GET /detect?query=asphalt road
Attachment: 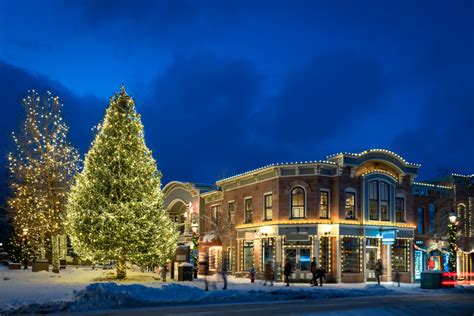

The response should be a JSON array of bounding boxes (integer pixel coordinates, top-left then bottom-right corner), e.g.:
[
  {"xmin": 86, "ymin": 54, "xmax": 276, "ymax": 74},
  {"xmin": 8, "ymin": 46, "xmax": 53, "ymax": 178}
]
[{"xmin": 89, "ymin": 293, "xmax": 474, "ymax": 315}]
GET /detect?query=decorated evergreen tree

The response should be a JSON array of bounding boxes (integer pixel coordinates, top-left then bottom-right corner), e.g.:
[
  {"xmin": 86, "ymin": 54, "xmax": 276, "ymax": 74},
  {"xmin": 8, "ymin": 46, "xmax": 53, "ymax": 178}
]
[
  {"xmin": 66, "ymin": 87, "xmax": 178, "ymax": 279},
  {"xmin": 8, "ymin": 90, "xmax": 80, "ymax": 272},
  {"xmin": 447, "ymin": 221, "xmax": 457, "ymax": 272}
]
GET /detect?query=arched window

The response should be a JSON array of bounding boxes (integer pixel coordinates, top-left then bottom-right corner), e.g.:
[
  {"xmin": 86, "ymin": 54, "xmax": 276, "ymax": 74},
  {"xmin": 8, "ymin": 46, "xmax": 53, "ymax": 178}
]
[
  {"xmin": 417, "ymin": 207, "xmax": 424, "ymax": 235},
  {"xmin": 291, "ymin": 187, "xmax": 305, "ymax": 219},
  {"xmin": 380, "ymin": 181, "xmax": 390, "ymax": 221}
]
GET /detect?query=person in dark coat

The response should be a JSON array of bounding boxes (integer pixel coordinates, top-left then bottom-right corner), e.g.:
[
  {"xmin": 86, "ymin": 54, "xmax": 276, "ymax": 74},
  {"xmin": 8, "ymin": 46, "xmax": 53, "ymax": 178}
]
[
  {"xmin": 375, "ymin": 259, "xmax": 383, "ymax": 285},
  {"xmin": 284, "ymin": 258, "xmax": 292, "ymax": 287},
  {"xmin": 316, "ymin": 266, "xmax": 326, "ymax": 286},
  {"xmin": 393, "ymin": 269, "xmax": 401, "ymax": 287},
  {"xmin": 310, "ymin": 257, "xmax": 317, "ymax": 286},
  {"xmin": 220, "ymin": 256, "xmax": 228, "ymax": 290}
]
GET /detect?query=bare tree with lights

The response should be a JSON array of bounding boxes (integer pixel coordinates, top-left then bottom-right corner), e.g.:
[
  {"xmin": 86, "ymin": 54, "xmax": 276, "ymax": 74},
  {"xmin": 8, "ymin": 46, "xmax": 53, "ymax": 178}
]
[
  {"xmin": 66, "ymin": 87, "xmax": 178, "ymax": 279},
  {"xmin": 8, "ymin": 90, "xmax": 80, "ymax": 272}
]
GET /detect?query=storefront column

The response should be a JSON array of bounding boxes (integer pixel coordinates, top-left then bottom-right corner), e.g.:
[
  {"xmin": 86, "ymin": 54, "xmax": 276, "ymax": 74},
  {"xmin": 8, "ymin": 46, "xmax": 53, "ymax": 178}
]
[
  {"xmin": 362, "ymin": 237, "xmax": 367, "ymax": 282},
  {"xmin": 313, "ymin": 235, "xmax": 319, "ymax": 263},
  {"xmin": 336, "ymin": 236, "xmax": 342, "ymax": 283},
  {"xmin": 386, "ymin": 244, "xmax": 392, "ymax": 282},
  {"xmin": 276, "ymin": 236, "xmax": 282, "ymax": 281}
]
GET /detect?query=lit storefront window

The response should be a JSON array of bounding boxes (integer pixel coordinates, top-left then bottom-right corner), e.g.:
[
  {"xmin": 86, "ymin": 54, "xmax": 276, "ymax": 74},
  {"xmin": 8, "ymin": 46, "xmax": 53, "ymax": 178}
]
[
  {"xmin": 392, "ymin": 239, "xmax": 409, "ymax": 272},
  {"xmin": 319, "ymin": 236, "xmax": 330, "ymax": 271},
  {"xmin": 342, "ymin": 237, "xmax": 360, "ymax": 273},
  {"xmin": 209, "ymin": 246, "xmax": 222, "ymax": 271},
  {"xmin": 242, "ymin": 241, "xmax": 254, "ymax": 271}
]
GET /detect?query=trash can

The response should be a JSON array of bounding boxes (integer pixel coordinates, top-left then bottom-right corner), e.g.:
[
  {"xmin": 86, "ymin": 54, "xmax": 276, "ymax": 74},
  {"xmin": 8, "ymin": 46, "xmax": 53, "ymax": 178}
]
[
  {"xmin": 178, "ymin": 262, "xmax": 193, "ymax": 281},
  {"xmin": 420, "ymin": 271, "xmax": 442, "ymax": 289},
  {"xmin": 32, "ymin": 259, "xmax": 49, "ymax": 272}
]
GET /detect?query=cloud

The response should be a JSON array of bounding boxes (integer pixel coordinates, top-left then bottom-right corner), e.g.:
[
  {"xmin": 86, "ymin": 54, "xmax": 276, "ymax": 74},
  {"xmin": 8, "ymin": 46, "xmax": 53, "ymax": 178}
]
[
  {"xmin": 139, "ymin": 52, "xmax": 267, "ymax": 183},
  {"xmin": 0, "ymin": 61, "xmax": 104, "ymax": 162}
]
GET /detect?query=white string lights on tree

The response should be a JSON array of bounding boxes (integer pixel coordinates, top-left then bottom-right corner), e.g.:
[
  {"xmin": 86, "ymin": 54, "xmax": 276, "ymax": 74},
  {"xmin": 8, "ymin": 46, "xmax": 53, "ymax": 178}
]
[{"xmin": 8, "ymin": 90, "xmax": 80, "ymax": 272}]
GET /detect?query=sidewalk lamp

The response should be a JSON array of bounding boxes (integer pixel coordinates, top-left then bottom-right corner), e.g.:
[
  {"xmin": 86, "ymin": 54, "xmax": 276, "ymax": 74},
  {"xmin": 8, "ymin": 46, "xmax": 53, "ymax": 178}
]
[
  {"xmin": 447, "ymin": 210, "xmax": 457, "ymax": 273},
  {"xmin": 449, "ymin": 211, "xmax": 457, "ymax": 224},
  {"xmin": 22, "ymin": 228, "xmax": 29, "ymax": 270}
]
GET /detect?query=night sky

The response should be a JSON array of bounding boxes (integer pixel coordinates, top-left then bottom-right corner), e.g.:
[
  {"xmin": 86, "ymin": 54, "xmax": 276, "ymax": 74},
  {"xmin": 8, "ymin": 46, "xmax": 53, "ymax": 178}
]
[{"xmin": 0, "ymin": 0, "xmax": 473, "ymax": 185}]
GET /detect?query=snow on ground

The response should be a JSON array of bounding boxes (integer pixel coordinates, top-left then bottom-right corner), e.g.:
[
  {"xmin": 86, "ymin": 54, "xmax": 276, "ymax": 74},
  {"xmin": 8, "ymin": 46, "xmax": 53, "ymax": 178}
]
[{"xmin": 1, "ymin": 264, "xmax": 472, "ymax": 314}]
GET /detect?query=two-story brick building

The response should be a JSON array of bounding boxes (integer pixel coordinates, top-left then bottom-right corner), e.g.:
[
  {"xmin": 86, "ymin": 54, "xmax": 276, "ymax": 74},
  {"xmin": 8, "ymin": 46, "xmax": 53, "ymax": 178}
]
[{"xmin": 163, "ymin": 149, "xmax": 473, "ymax": 283}]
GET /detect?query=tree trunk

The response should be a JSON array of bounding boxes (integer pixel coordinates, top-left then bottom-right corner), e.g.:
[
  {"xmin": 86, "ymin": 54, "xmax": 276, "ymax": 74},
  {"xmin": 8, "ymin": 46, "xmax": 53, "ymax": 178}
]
[
  {"xmin": 116, "ymin": 257, "xmax": 127, "ymax": 279},
  {"xmin": 51, "ymin": 233, "xmax": 60, "ymax": 273}
]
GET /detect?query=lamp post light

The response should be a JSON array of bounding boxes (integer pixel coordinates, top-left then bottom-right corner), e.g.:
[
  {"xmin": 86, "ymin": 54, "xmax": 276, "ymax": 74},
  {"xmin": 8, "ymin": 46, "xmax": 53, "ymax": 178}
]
[
  {"xmin": 447, "ymin": 210, "xmax": 457, "ymax": 273},
  {"xmin": 22, "ymin": 228, "xmax": 29, "ymax": 270}
]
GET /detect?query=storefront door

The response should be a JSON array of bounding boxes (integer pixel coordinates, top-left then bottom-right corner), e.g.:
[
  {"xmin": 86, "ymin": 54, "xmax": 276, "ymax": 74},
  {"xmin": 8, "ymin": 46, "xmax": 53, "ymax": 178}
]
[
  {"xmin": 285, "ymin": 248, "xmax": 311, "ymax": 280},
  {"xmin": 365, "ymin": 246, "xmax": 378, "ymax": 281}
]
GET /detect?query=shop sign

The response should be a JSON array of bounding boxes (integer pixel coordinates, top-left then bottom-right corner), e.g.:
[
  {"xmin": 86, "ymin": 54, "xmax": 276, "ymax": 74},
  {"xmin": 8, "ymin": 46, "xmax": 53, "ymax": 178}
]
[
  {"xmin": 414, "ymin": 250, "xmax": 423, "ymax": 280},
  {"xmin": 381, "ymin": 231, "xmax": 395, "ymax": 245}
]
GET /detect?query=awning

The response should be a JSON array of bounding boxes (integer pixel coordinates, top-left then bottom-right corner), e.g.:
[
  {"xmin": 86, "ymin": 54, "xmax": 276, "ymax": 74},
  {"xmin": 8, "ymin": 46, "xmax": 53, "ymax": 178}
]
[{"xmin": 200, "ymin": 231, "xmax": 222, "ymax": 247}]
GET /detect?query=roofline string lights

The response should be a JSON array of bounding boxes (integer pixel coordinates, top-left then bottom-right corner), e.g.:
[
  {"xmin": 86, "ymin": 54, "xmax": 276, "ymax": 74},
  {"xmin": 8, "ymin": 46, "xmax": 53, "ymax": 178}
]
[{"xmin": 326, "ymin": 149, "xmax": 422, "ymax": 168}]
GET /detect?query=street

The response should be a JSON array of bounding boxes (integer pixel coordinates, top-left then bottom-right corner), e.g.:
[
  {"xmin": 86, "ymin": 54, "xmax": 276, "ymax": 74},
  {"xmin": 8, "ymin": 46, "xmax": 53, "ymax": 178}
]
[{"xmin": 89, "ymin": 293, "xmax": 474, "ymax": 315}]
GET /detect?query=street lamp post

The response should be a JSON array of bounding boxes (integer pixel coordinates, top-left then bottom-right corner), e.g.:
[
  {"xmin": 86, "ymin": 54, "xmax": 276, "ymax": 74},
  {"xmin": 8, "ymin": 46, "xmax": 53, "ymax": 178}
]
[
  {"xmin": 22, "ymin": 228, "xmax": 29, "ymax": 270},
  {"xmin": 448, "ymin": 210, "xmax": 457, "ymax": 273}
]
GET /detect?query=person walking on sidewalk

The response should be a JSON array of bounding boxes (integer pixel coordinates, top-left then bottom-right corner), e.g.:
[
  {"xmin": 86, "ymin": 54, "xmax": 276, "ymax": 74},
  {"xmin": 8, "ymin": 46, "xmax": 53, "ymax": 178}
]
[
  {"xmin": 316, "ymin": 266, "xmax": 326, "ymax": 286},
  {"xmin": 375, "ymin": 259, "xmax": 383, "ymax": 285},
  {"xmin": 284, "ymin": 258, "xmax": 292, "ymax": 287},
  {"xmin": 310, "ymin": 257, "xmax": 317, "ymax": 286},
  {"xmin": 263, "ymin": 260, "xmax": 274, "ymax": 286}
]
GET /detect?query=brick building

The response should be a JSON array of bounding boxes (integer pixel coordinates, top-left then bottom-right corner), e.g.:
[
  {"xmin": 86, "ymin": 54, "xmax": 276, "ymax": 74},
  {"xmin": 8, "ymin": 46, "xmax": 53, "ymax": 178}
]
[{"xmin": 163, "ymin": 149, "xmax": 473, "ymax": 283}]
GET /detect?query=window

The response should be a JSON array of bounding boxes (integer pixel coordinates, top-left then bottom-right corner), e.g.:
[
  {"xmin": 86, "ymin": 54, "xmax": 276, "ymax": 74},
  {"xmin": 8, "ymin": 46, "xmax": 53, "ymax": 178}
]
[
  {"xmin": 242, "ymin": 241, "xmax": 254, "ymax": 271},
  {"xmin": 264, "ymin": 194, "xmax": 272, "ymax": 221},
  {"xmin": 417, "ymin": 207, "xmax": 424, "ymax": 234},
  {"xmin": 429, "ymin": 203, "xmax": 436, "ymax": 234},
  {"xmin": 228, "ymin": 202, "xmax": 235, "ymax": 225},
  {"xmin": 291, "ymin": 187, "xmax": 305, "ymax": 219},
  {"xmin": 369, "ymin": 180, "xmax": 379, "ymax": 220},
  {"xmin": 392, "ymin": 239, "xmax": 409, "ymax": 272},
  {"xmin": 211, "ymin": 205, "xmax": 221, "ymax": 225},
  {"xmin": 342, "ymin": 237, "xmax": 361, "ymax": 273},
  {"xmin": 380, "ymin": 182, "xmax": 390, "ymax": 221},
  {"xmin": 319, "ymin": 236, "xmax": 330, "ymax": 272},
  {"xmin": 395, "ymin": 197, "xmax": 405, "ymax": 222},
  {"xmin": 262, "ymin": 238, "xmax": 275, "ymax": 267},
  {"xmin": 209, "ymin": 246, "xmax": 222, "ymax": 271},
  {"xmin": 320, "ymin": 190, "xmax": 329, "ymax": 219},
  {"xmin": 245, "ymin": 198, "xmax": 253, "ymax": 224},
  {"xmin": 345, "ymin": 192, "xmax": 356, "ymax": 219}
]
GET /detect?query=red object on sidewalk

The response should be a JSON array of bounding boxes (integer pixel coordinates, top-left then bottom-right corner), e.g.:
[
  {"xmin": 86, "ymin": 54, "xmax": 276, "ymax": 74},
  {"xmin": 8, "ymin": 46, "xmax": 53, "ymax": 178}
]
[{"xmin": 441, "ymin": 272, "xmax": 456, "ymax": 288}]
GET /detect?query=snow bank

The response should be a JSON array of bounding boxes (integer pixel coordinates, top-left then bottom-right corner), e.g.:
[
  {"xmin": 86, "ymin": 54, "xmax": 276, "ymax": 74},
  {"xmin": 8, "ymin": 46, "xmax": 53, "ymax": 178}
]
[{"xmin": 2, "ymin": 282, "xmax": 400, "ymax": 314}]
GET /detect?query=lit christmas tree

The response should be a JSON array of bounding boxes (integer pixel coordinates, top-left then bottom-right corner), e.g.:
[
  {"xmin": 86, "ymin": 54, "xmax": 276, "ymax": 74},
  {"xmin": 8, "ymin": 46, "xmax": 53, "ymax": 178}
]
[
  {"xmin": 447, "ymin": 221, "xmax": 457, "ymax": 273},
  {"xmin": 66, "ymin": 86, "xmax": 178, "ymax": 279},
  {"xmin": 8, "ymin": 90, "xmax": 80, "ymax": 272}
]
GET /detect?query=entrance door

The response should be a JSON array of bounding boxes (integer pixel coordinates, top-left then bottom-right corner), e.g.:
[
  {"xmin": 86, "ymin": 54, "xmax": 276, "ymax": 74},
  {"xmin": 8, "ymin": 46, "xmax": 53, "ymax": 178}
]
[
  {"xmin": 365, "ymin": 247, "xmax": 378, "ymax": 281},
  {"xmin": 285, "ymin": 248, "xmax": 311, "ymax": 280}
]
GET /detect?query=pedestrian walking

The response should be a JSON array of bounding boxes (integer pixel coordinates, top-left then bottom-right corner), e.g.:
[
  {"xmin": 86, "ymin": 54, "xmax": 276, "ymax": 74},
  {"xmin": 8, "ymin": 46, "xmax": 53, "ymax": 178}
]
[
  {"xmin": 393, "ymin": 269, "xmax": 401, "ymax": 287},
  {"xmin": 375, "ymin": 259, "xmax": 383, "ymax": 285},
  {"xmin": 316, "ymin": 266, "xmax": 326, "ymax": 286},
  {"xmin": 263, "ymin": 261, "xmax": 274, "ymax": 286},
  {"xmin": 310, "ymin": 257, "xmax": 317, "ymax": 286},
  {"xmin": 249, "ymin": 266, "xmax": 256, "ymax": 283},
  {"xmin": 220, "ymin": 256, "xmax": 228, "ymax": 290},
  {"xmin": 160, "ymin": 264, "xmax": 167, "ymax": 282},
  {"xmin": 284, "ymin": 258, "xmax": 292, "ymax": 287}
]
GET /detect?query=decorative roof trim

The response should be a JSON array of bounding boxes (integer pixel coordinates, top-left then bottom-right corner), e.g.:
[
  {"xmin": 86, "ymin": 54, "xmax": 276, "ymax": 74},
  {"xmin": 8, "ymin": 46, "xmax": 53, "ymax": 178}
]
[
  {"xmin": 327, "ymin": 149, "xmax": 421, "ymax": 167},
  {"xmin": 412, "ymin": 181, "xmax": 452, "ymax": 190},
  {"xmin": 451, "ymin": 173, "xmax": 474, "ymax": 178},
  {"xmin": 216, "ymin": 160, "xmax": 337, "ymax": 184}
]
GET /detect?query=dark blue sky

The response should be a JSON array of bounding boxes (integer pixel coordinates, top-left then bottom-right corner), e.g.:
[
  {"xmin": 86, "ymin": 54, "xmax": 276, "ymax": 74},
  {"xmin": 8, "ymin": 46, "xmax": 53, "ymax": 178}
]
[{"xmin": 0, "ymin": 0, "xmax": 473, "ymax": 184}]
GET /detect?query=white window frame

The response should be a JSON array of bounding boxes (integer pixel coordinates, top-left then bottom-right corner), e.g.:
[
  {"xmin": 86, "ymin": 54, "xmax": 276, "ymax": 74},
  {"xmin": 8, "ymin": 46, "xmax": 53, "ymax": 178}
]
[
  {"xmin": 320, "ymin": 189, "xmax": 331, "ymax": 219},
  {"xmin": 263, "ymin": 192, "xmax": 273, "ymax": 221},
  {"xmin": 345, "ymin": 188, "xmax": 357, "ymax": 219},
  {"xmin": 290, "ymin": 186, "xmax": 306, "ymax": 219}
]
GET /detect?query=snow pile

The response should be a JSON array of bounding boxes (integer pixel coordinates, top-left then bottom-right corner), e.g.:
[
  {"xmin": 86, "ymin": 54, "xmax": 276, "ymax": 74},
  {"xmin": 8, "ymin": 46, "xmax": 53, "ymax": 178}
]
[{"xmin": 1, "ymin": 282, "xmax": 399, "ymax": 314}]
